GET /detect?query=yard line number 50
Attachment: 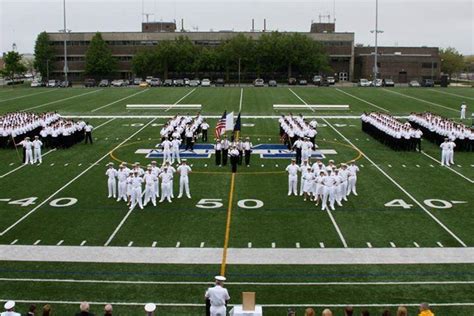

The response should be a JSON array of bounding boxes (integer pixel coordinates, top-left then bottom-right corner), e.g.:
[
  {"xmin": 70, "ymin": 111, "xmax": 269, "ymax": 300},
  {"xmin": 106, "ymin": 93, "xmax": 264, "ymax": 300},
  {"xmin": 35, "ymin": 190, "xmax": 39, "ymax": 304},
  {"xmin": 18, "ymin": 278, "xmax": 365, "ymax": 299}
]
[
  {"xmin": 384, "ymin": 199, "xmax": 458, "ymax": 209},
  {"xmin": 196, "ymin": 198, "xmax": 264, "ymax": 209}
]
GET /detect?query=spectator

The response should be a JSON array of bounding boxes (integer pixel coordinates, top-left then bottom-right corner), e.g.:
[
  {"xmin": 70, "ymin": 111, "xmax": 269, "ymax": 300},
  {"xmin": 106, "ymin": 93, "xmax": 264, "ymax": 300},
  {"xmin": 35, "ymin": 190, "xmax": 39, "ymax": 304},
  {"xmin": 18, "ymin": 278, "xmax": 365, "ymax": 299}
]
[
  {"xmin": 103, "ymin": 305, "xmax": 112, "ymax": 316},
  {"xmin": 144, "ymin": 303, "xmax": 156, "ymax": 316},
  {"xmin": 25, "ymin": 304, "xmax": 36, "ymax": 316},
  {"xmin": 322, "ymin": 309, "xmax": 333, "ymax": 316},
  {"xmin": 418, "ymin": 303, "xmax": 434, "ymax": 316},
  {"xmin": 361, "ymin": 310, "xmax": 370, "ymax": 316},
  {"xmin": 345, "ymin": 306, "xmax": 354, "ymax": 316},
  {"xmin": 42, "ymin": 305, "xmax": 51, "ymax": 316},
  {"xmin": 3, "ymin": 301, "xmax": 20, "ymax": 316},
  {"xmin": 75, "ymin": 302, "xmax": 95, "ymax": 316},
  {"xmin": 304, "ymin": 308, "xmax": 315, "ymax": 316},
  {"xmin": 382, "ymin": 310, "xmax": 391, "ymax": 316},
  {"xmin": 396, "ymin": 306, "xmax": 408, "ymax": 316}
]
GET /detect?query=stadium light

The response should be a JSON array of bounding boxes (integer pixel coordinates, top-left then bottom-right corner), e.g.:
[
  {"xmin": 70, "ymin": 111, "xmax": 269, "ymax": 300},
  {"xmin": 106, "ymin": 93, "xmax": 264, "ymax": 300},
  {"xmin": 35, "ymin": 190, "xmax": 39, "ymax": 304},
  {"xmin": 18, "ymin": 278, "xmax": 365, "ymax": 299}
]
[
  {"xmin": 63, "ymin": 0, "xmax": 68, "ymax": 82},
  {"xmin": 371, "ymin": 0, "xmax": 384, "ymax": 84}
]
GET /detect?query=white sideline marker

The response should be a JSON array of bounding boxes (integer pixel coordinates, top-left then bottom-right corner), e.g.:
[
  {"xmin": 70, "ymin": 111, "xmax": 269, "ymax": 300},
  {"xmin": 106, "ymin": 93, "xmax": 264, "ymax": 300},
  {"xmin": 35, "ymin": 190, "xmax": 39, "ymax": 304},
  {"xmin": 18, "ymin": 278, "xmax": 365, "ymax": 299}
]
[
  {"xmin": 416, "ymin": 164, "xmax": 420, "ymax": 168},
  {"xmin": 273, "ymin": 104, "xmax": 349, "ymax": 110},
  {"xmin": 390, "ymin": 242, "xmax": 396, "ymax": 248},
  {"xmin": 388, "ymin": 164, "xmax": 392, "ymax": 168},
  {"xmin": 10, "ymin": 239, "xmax": 18, "ymax": 245},
  {"xmin": 248, "ymin": 242, "xmax": 252, "ymax": 248},
  {"xmin": 413, "ymin": 242, "xmax": 420, "ymax": 248},
  {"xmin": 271, "ymin": 242, "xmax": 276, "ymax": 248},
  {"xmin": 152, "ymin": 241, "xmax": 157, "ymax": 248},
  {"xmin": 296, "ymin": 242, "xmax": 301, "ymax": 248},
  {"xmin": 319, "ymin": 242, "xmax": 325, "ymax": 248},
  {"xmin": 437, "ymin": 242, "xmax": 444, "ymax": 248},
  {"xmin": 33, "ymin": 240, "xmax": 41, "ymax": 245},
  {"xmin": 78, "ymin": 163, "xmax": 82, "ymax": 166},
  {"xmin": 128, "ymin": 241, "xmax": 134, "ymax": 247},
  {"xmin": 80, "ymin": 240, "xmax": 87, "ymax": 246},
  {"xmin": 366, "ymin": 242, "xmax": 373, "ymax": 248},
  {"xmin": 56, "ymin": 240, "xmax": 64, "ymax": 246},
  {"xmin": 9, "ymin": 163, "xmax": 14, "ymax": 166},
  {"xmin": 457, "ymin": 164, "xmax": 462, "ymax": 168},
  {"xmin": 402, "ymin": 164, "xmax": 406, "ymax": 168},
  {"xmin": 127, "ymin": 104, "xmax": 201, "ymax": 110},
  {"xmin": 176, "ymin": 242, "xmax": 181, "ymax": 248},
  {"xmin": 200, "ymin": 242, "xmax": 205, "ymax": 248}
]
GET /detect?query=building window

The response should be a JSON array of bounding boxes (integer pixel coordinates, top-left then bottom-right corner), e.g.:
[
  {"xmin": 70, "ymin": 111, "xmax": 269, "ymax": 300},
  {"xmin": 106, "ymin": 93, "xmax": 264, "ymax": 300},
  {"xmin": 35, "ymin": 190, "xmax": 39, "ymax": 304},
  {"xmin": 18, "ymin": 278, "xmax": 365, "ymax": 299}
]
[{"xmin": 422, "ymin": 62, "xmax": 437, "ymax": 68}]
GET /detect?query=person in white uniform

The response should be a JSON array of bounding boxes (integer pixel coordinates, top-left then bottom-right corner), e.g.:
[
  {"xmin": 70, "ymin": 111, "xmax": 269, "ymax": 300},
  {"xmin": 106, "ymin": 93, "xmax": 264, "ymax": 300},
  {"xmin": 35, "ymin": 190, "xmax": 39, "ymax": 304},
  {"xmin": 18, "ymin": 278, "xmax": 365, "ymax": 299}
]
[
  {"xmin": 285, "ymin": 159, "xmax": 299, "ymax": 196},
  {"xmin": 347, "ymin": 161, "xmax": 359, "ymax": 196},
  {"xmin": 1, "ymin": 300, "xmax": 21, "ymax": 316},
  {"xmin": 460, "ymin": 102, "xmax": 467, "ymax": 120},
  {"xmin": 440, "ymin": 138, "xmax": 451, "ymax": 166},
  {"xmin": 177, "ymin": 160, "xmax": 192, "ymax": 199},
  {"xmin": 333, "ymin": 169, "xmax": 343, "ymax": 207},
  {"xmin": 164, "ymin": 161, "xmax": 176, "ymax": 198},
  {"xmin": 129, "ymin": 171, "xmax": 144, "ymax": 210},
  {"xmin": 160, "ymin": 137, "xmax": 172, "ymax": 164},
  {"xmin": 302, "ymin": 166, "xmax": 315, "ymax": 201},
  {"xmin": 143, "ymin": 166, "xmax": 158, "ymax": 207},
  {"xmin": 159, "ymin": 166, "xmax": 173, "ymax": 203},
  {"xmin": 32, "ymin": 135, "xmax": 43, "ymax": 164},
  {"xmin": 321, "ymin": 169, "xmax": 336, "ymax": 211},
  {"xmin": 116, "ymin": 164, "xmax": 128, "ymax": 202},
  {"xmin": 205, "ymin": 276, "xmax": 230, "ymax": 316},
  {"xmin": 299, "ymin": 160, "xmax": 311, "ymax": 196},
  {"xmin": 150, "ymin": 161, "xmax": 161, "ymax": 198},
  {"xmin": 171, "ymin": 137, "xmax": 182, "ymax": 164},
  {"xmin": 314, "ymin": 171, "xmax": 326, "ymax": 206},
  {"xmin": 105, "ymin": 163, "xmax": 117, "ymax": 199},
  {"xmin": 19, "ymin": 137, "xmax": 33, "ymax": 165},
  {"xmin": 448, "ymin": 139, "xmax": 456, "ymax": 165}
]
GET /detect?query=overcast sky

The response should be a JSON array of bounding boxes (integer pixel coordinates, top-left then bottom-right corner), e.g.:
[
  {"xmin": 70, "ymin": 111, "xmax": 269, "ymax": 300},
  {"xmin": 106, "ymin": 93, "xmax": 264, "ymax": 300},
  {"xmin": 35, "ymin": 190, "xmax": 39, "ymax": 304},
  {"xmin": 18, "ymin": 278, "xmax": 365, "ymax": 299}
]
[{"xmin": 1, "ymin": 0, "xmax": 473, "ymax": 55}]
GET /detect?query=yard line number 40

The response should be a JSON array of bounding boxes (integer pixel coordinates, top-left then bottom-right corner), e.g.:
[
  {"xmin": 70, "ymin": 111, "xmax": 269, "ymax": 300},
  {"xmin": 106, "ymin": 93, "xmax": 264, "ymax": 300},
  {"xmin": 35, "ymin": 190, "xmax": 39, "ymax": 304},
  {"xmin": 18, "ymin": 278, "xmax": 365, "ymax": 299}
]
[
  {"xmin": 384, "ymin": 199, "xmax": 465, "ymax": 209},
  {"xmin": 5, "ymin": 197, "xmax": 78, "ymax": 208}
]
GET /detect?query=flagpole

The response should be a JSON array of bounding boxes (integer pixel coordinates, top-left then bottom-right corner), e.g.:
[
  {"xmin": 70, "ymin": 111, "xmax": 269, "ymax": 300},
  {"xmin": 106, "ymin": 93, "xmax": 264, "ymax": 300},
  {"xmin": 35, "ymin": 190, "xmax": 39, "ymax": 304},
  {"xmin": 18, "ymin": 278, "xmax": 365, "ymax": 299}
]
[{"xmin": 11, "ymin": 135, "xmax": 22, "ymax": 162}]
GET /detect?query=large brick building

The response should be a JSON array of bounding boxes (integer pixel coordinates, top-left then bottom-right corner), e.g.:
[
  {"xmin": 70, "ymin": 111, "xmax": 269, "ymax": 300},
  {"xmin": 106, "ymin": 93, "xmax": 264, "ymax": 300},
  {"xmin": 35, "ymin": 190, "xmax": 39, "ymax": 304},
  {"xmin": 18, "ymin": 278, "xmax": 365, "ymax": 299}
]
[{"xmin": 46, "ymin": 21, "xmax": 439, "ymax": 83}]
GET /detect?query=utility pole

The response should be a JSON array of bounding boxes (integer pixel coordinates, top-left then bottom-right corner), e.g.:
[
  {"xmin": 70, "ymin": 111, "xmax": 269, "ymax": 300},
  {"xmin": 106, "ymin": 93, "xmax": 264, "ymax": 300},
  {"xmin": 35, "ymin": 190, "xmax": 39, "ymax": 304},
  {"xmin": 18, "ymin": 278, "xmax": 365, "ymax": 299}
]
[
  {"xmin": 238, "ymin": 58, "xmax": 241, "ymax": 87},
  {"xmin": 371, "ymin": 0, "xmax": 383, "ymax": 84},
  {"xmin": 63, "ymin": 0, "xmax": 68, "ymax": 82}
]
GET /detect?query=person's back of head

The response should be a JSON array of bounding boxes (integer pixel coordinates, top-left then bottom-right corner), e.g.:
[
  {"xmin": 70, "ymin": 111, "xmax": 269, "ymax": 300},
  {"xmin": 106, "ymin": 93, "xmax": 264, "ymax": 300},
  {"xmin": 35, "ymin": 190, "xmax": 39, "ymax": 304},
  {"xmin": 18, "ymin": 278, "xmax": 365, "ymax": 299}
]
[
  {"xmin": 322, "ymin": 308, "xmax": 333, "ymax": 316},
  {"xmin": 396, "ymin": 306, "xmax": 407, "ymax": 316},
  {"xmin": 361, "ymin": 310, "xmax": 370, "ymax": 316},
  {"xmin": 104, "ymin": 303, "xmax": 113, "ymax": 316},
  {"xmin": 304, "ymin": 307, "xmax": 315, "ymax": 316},
  {"xmin": 345, "ymin": 306, "xmax": 354, "ymax": 316},
  {"xmin": 42, "ymin": 304, "xmax": 51, "ymax": 316},
  {"xmin": 80, "ymin": 302, "xmax": 90, "ymax": 313},
  {"xmin": 382, "ymin": 309, "xmax": 391, "ymax": 316}
]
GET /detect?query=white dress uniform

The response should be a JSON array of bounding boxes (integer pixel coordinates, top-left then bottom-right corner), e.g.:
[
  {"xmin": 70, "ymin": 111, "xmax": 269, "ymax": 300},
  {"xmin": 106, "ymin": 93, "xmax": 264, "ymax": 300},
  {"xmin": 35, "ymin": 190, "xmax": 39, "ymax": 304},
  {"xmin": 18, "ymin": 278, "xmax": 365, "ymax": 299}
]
[
  {"xmin": 171, "ymin": 138, "xmax": 182, "ymax": 164},
  {"xmin": 143, "ymin": 171, "xmax": 158, "ymax": 207},
  {"xmin": 20, "ymin": 139, "xmax": 34, "ymax": 164},
  {"xmin": 32, "ymin": 139, "xmax": 43, "ymax": 164},
  {"xmin": 460, "ymin": 103, "xmax": 467, "ymax": 119},
  {"xmin": 285, "ymin": 162, "xmax": 299, "ymax": 196},
  {"xmin": 448, "ymin": 140, "xmax": 456, "ymax": 164},
  {"xmin": 299, "ymin": 162, "xmax": 311, "ymax": 195},
  {"xmin": 159, "ymin": 171, "xmax": 173, "ymax": 203},
  {"xmin": 126, "ymin": 173, "xmax": 133, "ymax": 200},
  {"xmin": 116, "ymin": 167, "xmax": 128, "ymax": 202},
  {"xmin": 321, "ymin": 173, "xmax": 336, "ymax": 211},
  {"xmin": 440, "ymin": 141, "xmax": 451, "ymax": 166},
  {"xmin": 167, "ymin": 165, "xmax": 176, "ymax": 198},
  {"xmin": 105, "ymin": 166, "xmax": 118, "ymax": 198},
  {"xmin": 151, "ymin": 165, "xmax": 161, "ymax": 198},
  {"xmin": 161, "ymin": 139, "xmax": 172, "ymax": 163},
  {"xmin": 302, "ymin": 172, "xmax": 315, "ymax": 195},
  {"xmin": 314, "ymin": 174, "xmax": 325, "ymax": 198},
  {"xmin": 334, "ymin": 172, "xmax": 343, "ymax": 206},
  {"xmin": 205, "ymin": 285, "xmax": 230, "ymax": 316},
  {"xmin": 347, "ymin": 164, "xmax": 359, "ymax": 196},
  {"xmin": 177, "ymin": 163, "xmax": 192, "ymax": 199},
  {"xmin": 339, "ymin": 168, "xmax": 349, "ymax": 201},
  {"xmin": 129, "ymin": 174, "xmax": 144, "ymax": 210}
]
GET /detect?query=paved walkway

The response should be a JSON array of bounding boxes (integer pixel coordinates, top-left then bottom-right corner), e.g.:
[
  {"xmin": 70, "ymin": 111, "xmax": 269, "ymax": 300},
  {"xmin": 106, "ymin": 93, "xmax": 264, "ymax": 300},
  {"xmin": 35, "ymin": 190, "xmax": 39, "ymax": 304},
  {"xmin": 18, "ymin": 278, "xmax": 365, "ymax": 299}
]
[{"xmin": 1, "ymin": 246, "xmax": 473, "ymax": 265}]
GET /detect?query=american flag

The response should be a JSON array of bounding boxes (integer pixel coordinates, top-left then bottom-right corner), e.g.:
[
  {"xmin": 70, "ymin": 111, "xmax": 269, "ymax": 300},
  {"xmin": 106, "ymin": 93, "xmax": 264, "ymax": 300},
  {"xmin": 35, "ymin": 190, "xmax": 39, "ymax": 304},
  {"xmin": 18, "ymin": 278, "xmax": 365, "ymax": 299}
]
[{"xmin": 214, "ymin": 110, "xmax": 227, "ymax": 139}]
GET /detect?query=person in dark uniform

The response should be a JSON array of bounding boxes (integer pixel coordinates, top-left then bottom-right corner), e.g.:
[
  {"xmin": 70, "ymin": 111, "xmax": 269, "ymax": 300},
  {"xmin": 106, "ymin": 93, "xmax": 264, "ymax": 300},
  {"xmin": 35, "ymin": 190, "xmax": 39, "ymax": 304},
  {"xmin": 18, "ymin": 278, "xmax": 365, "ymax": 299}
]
[
  {"xmin": 229, "ymin": 146, "xmax": 239, "ymax": 173},
  {"xmin": 221, "ymin": 136, "xmax": 230, "ymax": 166},
  {"xmin": 84, "ymin": 122, "xmax": 94, "ymax": 144},
  {"xmin": 215, "ymin": 138, "xmax": 222, "ymax": 166}
]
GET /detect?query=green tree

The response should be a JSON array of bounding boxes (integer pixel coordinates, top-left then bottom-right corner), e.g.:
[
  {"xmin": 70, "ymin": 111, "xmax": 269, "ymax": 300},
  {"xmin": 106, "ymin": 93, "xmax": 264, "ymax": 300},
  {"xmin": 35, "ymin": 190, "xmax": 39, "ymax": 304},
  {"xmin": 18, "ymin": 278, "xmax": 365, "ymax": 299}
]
[
  {"xmin": 220, "ymin": 34, "xmax": 256, "ymax": 80},
  {"xmin": 84, "ymin": 32, "xmax": 117, "ymax": 79},
  {"xmin": 1, "ymin": 51, "xmax": 27, "ymax": 81},
  {"xmin": 155, "ymin": 40, "xmax": 177, "ymax": 79},
  {"xmin": 440, "ymin": 47, "xmax": 464, "ymax": 79},
  {"xmin": 132, "ymin": 49, "xmax": 161, "ymax": 78},
  {"xmin": 34, "ymin": 31, "xmax": 54, "ymax": 79},
  {"xmin": 173, "ymin": 36, "xmax": 197, "ymax": 75}
]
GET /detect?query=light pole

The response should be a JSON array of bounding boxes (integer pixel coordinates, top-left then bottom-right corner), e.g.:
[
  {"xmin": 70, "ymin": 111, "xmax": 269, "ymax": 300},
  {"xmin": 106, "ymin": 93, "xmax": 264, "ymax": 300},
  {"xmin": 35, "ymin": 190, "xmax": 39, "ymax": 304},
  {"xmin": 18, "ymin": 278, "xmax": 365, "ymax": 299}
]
[
  {"xmin": 238, "ymin": 57, "xmax": 241, "ymax": 87},
  {"xmin": 46, "ymin": 59, "xmax": 50, "ymax": 82},
  {"xmin": 371, "ymin": 0, "xmax": 383, "ymax": 85},
  {"xmin": 63, "ymin": 0, "xmax": 68, "ymax": 82}
]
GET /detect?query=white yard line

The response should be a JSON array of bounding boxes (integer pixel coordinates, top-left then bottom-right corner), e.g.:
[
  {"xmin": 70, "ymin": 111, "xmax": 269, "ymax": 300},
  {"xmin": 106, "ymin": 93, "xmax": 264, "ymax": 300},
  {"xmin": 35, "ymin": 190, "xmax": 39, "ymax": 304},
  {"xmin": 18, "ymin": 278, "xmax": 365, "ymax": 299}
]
[
  {"xmin": 91, "ymin": 89, "xmax": 149, "ymax": 112},
  {"xmin": 323, "ymin": 118, "xmax": 467, "ymax": 247},
  {"xmin": 421, "ymin": 151, "xmax": 474, "ymax": 184},
  {"xmin": 23, "ymin": 89, "xmax": 103, "ymax": 111},
  {"xmin": 382, "ymin": 88, "xmax": 458, "ymax": 112},
  {"xmin": 0, "ymin": 118, "xmax": 157, "ymax": 236},
  {"xmin": 335, "ymin": 88, "xmax": 389, "ymax": 112},
  {"xmin": 0, "ymin": 149, "xmax": 56, "ymax": 179},
  {"xmin": 165, "ymin": 88, "xmax": 196, "ymax": 112},
  {"xmin": 0, "ymin": 299, "xmax": 472, "ymax": 308},
  {"xmin": 288, "ymin": 88, "xmax": 315, "ymax": 112},
  {"xmin": 63, "ymin": 115, "xmax": 406, "ymax": 119},
  {"xmin": 429, "ymin": 89, "xmax": 474, "ymax": 101},
  {"xmin": 239, "ymin": 88, "xmax": 243, "ymax": 112},
  {"xmin": 94, "ymin": 118, "xmax": 116, "ymax": 130},
  {"xmin": 0, "ymin": 278, "xmax": 473, "ymax": 286},
  {"xmin": 0, "ymin": 89, "xmax": 57, "ymax": 103},
  {"xmin": 0, "ymin": 245, "xmax": 473, "ymax": 264},
  {"xmin": 103, "ymin": 209, "xmax": 134, "ymax": 247}
]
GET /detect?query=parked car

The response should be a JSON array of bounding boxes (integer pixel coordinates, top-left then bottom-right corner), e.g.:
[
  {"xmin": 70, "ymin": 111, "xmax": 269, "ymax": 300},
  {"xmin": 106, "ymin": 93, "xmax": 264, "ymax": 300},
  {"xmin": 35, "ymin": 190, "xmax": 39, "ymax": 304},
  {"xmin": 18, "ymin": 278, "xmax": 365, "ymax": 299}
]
[
  {"xmin": 409, "ymin": 80, "xmax": 421, "ymax": 87},
  {"xmin": 254, "ymin": 78, "xmax": 265, "ymax": 87},
  {"xmin": 201, "ymin": 79, "xmax": 211, "ymax": 87},
  {"xmin": 268, "ymin": 80, "xmax": 277, "ymax": 87},
  {"xmin": 60, "ymin": 80, "xmax": 72, "ymax": 88},
  {"xmin": 47, "ymin": 79, "xmax": 59, "ymax": 88},
  {"xmin": 84, "ymin": 79, "xmax": 96, "ymax": 87},
  {"xmin": 312, "ymin": 75, "xmax": 322, "ymax": 86},
  {"xmin": 215, "ymin": 78, "xmax": 225, "ymax": 87},
  {"xmin": 174, "ymin": 79, "xmax": 184, "ymax": 87},
  {"xmin": 371, "ymin": 78, "xmax": 383, "ymax": 87},
  {"xmin": 111, "ymin": 79, "xmax": 127, "ymax": 87},
  {"xmin": 163, "ymin": 79, "xmax": 173, "ymax": 87},
  {"xmin": 30, "ymin": 80, "xmax": 43, "ymax": 87},
  {"xmin": 382, "ymin": 78, "xmax": 395, "ymax": 87},
  {"xmin": 189, "ymin": 80, "xmax": 199, "ymax": 87},
  {"xmin": 298, "ymin": 79, "xmax": 308, "ymax": 85},
  {"xmin": 145, "ymin": 76, "xmax": 153, "ymax": 84},
  {"xmin": 133, "ymin": 78, "xmax": 142, "ymax": 85},
  {"xmin": 326, "ymin": 76, "xmax": 336, "ymax": 85},
  {"xmin": 358, "ymin": 79, "xmax": 371, "ymax": 87},
  {"xmin": 139, "ymin": 81, "xmax": 149, "ymax": 88},
  {"xmin": 288, "ymin": 77, "xmax": 297, "ymax": 85},
  {"xmin": 184, "ymin": 78, "xmax": 190, "ymax": 86},
  {"xmin": 421, "ymin": 79, "xmax": 434, "ymax": 87},
  {"xmin": 150, "ymin": 78, "xmax": 161, "ymax": 87},
  {"xmin": 98, "ymin": 79, "xmax": 110, "ymax": 87}
]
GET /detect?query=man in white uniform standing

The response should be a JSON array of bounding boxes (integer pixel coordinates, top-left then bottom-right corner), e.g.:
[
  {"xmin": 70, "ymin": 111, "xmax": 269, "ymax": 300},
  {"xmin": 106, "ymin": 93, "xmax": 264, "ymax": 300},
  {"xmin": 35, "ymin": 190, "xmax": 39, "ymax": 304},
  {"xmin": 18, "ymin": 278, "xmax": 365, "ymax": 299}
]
[
  {"xmin": 160, "ymin": 137, "xmax": 172, "ymax": 164},
  {"xmin": 347, "ymin": 161, "xmax": 360, "ymax": 196},
  {"xmin": 1, "ymin": 300, "xmax": 21, "ymax": 316},
  {"xmin": 105, "ymin": 163, "xmax": 117, "ymax": 199},
  {"xmin": 19, "ymin": 137, "xmax": 33, "ymax": 165},
  {"xmin": 129, "ymin": 171, "xmax": 144, "ymax": 210},
  {"xmin": 171, "ymin": 137, "xmax": 182, "ymax": 164},
  {"xmin": 32, "ymin": 136, "xmax": 43, "ymax": 164},
  {"xmin": 440, "ymin": 138, "xmax": 451, "ymax": 166},
  {"xmin": 460, "ymin": 102, "xmax": 467, "ymax": 120},
  {"xmin": 205, "ymin": 276, "xmax": 230, "ymax": 316},
  {"xmin": 116, "ymin": 164, "xmax": 128, "ymax": 202},
  {"xmin": 143, "ymin": 166, "xmax": 158, "ymax": 207},
  {"xmin": 177, "ymin": 160, "xmax": 192, "ymax": 199},
  {"xmin": 286, "ymin": 159, "xmax": 299, "ymax": 196},
  {"xmin": 159, "ymin": 166, "xmax": 173, "ymax": 203},
  {"xmin": 151, "ymin": 161, "xmax": 160, "ymax": 198},
  {"xmin": 448, "ymin": 139, "xmax": 456, "ymax": 165}
]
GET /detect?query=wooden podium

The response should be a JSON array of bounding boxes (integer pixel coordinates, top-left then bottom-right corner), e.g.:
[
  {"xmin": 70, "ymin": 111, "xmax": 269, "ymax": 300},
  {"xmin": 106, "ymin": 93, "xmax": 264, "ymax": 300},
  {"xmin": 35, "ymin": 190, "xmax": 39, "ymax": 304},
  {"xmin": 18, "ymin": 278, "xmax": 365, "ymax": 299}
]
[{"xmin": 242, "ymin": 292, "xmax": 256, "ymax": 311}]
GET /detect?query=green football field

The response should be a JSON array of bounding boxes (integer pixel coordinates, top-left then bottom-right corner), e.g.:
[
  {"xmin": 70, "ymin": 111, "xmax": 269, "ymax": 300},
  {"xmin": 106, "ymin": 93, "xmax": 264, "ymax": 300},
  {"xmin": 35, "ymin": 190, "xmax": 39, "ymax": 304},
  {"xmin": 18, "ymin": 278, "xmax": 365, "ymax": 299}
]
[{"xmin": 0, "ymin": 85, "xmax": 473, "ymax": 315}]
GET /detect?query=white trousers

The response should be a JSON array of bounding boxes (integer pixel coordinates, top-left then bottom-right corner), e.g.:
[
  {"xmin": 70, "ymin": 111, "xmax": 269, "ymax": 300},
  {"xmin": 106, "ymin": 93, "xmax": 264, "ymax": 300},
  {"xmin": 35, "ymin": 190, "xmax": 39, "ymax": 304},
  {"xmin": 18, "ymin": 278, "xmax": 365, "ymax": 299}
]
[
  {"xmin": 347, "ymin": 177, "xmax": 357, "ymax": 195},
  {"xmin": 448, "ymin": 150, "xmax": 454, "ymax": 164},
  {"xmin": 322, "ymin": 186, "xmax": 335, "ymax": 210},
  {"xmin": 107, "ymin": 179, "xmax": 116, "ymax": 198},
  {"xmin": 130, "ymin": 187, "xmax": 143, "ymax": 210},
  {"xmin": 178, "ymin": 176, "xmax": 190, "ymax": 197},
  {"xmin": 160, "ymin": 182, "xmax": 172, "ymax": 202},
  {"xmin": 25, "ymin": 149, "xmax": 33, "ymax": 164},
  {"xmin": 171, "ymin": 149, "xmax": 181, "ymax": 163},
  {"xmin": 143, "ymin": 184, "xmax": 156, "ymax": 206},
  {"xmin": 441, "ymin": 150, "xmax": 450, "ymax": 166},
  {"xmin": 461, "ymin": 109, "xmax": 466, "ymax": 119},
  {"xmin": 163, "ymin": 150, "xmax": 171, "ymax": 163},
  {"xmin": 118, "ymin": 181, "xmax": 127, "ymax": 201},
  {"xmin": 33, "ymin": 148, "xmax": 42, "ymax": 163},
  {"xmin": 154, "ymin": 180, "xmax": 160, "ymax": 197},
  {"xmin": 340, "ymin": 181, "xmax": 348, "ymax": 200},
  {"xmin": 210, "ymin": 306, "xmax": 226, "ymax": 316},
  {"xmin": 288, "ymin": 176, "xmax": 298, "ymax": 195}
]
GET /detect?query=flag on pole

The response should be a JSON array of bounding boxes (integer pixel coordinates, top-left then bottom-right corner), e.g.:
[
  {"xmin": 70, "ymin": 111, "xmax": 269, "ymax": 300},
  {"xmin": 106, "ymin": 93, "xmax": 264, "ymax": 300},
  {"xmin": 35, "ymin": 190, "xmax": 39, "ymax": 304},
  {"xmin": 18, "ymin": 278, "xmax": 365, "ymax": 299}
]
[
  {"xmin": 233, "ymin": 112, "xmax": 241, "ymax": 141},
  {"xmin": 225, "ymin": 111, "xmax": 234, "ymax": 131},
  {"xmin": 215, "ymin": 111, "xmax": 227, "ymax": 139}
]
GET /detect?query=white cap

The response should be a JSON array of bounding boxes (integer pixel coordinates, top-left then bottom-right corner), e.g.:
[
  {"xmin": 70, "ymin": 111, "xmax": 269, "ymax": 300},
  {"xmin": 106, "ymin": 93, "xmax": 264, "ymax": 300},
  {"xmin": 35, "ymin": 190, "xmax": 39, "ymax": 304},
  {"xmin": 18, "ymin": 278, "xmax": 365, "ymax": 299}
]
[
  {"xmin": 144, "ymin": 303, "xmax": 156, "ymax": 312},
  {"xmin": 4, "ymin": 301, "xmax": 15, "ymax": 310},
  {"xmin": 215, "ymin": 275, "xmax": 226, "ymax": 282}
]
